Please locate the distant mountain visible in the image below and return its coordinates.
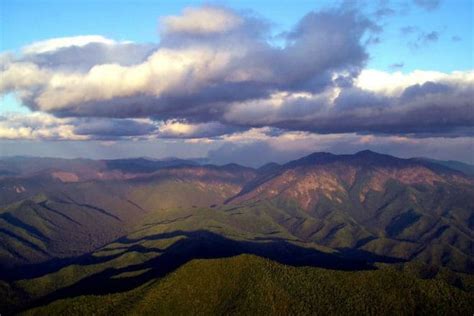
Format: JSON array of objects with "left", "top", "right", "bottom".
[
  {"left": 104, "top": 157, "right": 200, "bottom": 173},
  {"left": 1, "top": 151, "right": 473, "bottom": 314},
  {"left": 0, "top": 156, "right": 203, "bottom": 183},
  {"left": 413, "top": 157, "right": 474, "bottom": 176}
]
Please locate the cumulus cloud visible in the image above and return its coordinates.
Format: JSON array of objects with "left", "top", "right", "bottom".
[
  {"left": 0, "top": 113, "right": 159, "bottom": 140},
  {"left": 1, "top": 5, "right": 373, "bottom": 118},
  {"left": 0, "top": 113, "right": 245, "bottom": 141},
  {"left": 221, "top": 70, "right": 474, "bottom": 136},
  {"left": 0, "top": 4, "right": 472, "bottom": 144},
  {"left": 157, "top": 121, "right": 243, "bottom": 139},
  {"left": 24, "top": 42, "right": 155, "bottom": 72},
  {"left": 22, "top": 35, "right": 118, "bottom": 55},
  {"left": 0, "top": 112, "right": 86, "bottom": 140},
  {"left": 160, "top": 6, "right": 244, "bottom": 36}
]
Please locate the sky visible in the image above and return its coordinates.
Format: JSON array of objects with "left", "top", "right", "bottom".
[{"left": 0, "top": 0, "right": 473, "bottom": 166}]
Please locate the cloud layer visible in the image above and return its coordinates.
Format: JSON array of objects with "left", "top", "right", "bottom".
[{"left": 1, "top": 4, "right": 473, "bottom": 147}]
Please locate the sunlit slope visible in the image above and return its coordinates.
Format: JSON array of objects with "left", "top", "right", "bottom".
[
  {"left": 22, "top": 255, "right": 474, "bottom": 316},
  {"left": 229, "top": 151, "right": 474, "bottom": 272},
  {"left": 0, "top": 165, "right": 256, "bottom": 269}
]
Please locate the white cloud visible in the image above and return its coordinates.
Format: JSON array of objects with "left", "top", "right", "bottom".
[
  {"left": 0, "top": 112, "right": 87, "bottom": 140},
  {"left": 355, "top": 69, "right": 474, "bottom": 96},
  {"left": 1, "top": 5, "right": 373, "bottom": 118},
  {"left": 0, "top": 62, "right": 50, "bottom": 94},
  {"left": 158, "top": 120, "right": 239, "bottom": 138},
  {"left": 161, "top": 6, "right": 243, "bottom": 35},
  {"left": 22, "top": 35, "right": 117, "bottom": 55},
  {"left": 7, "top": 46, "right": 235, "bottom": 111},
  {"left": 0, "top": 5, "right": 472, "bottom": 141}
]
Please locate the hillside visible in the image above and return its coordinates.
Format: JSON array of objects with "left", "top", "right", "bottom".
[
  {"left": 0, "top": 164, "right": 256, "bottom": 270},
  {"left": 229, "top": 150, "right": 474, "bottom": 272},
  {"left": 1, "top": 151, "right": 473, "bottom": 273},
  {"left": 0, "top": 151, "right": 473, "bottom": 314},
  {"left": 20, "top": 255, "right": 474, "bottom": 315}
]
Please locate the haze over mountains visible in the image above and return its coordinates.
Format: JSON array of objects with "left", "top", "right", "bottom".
[{"left": 1, "top": 150, "right": 473, "bottom": 314}]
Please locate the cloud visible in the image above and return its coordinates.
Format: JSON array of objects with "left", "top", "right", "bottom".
[
  {"left": 354, "top": 69, "right": 469, "bottom": 95},
  {"left": 23, "top": 42, "right": 156, "bottom": 72},
  {"left": 419, "top": 31, "right": 439, "bottom": 43},
  {"left": 373, "top": 0, "right": 396, "bottom": 18},
  {"left": 413, "top": 0, "right": 441, "bottom": 11},
  {"left": 22, "top": 35, "right": 118, "bottom": 55},
  {"left": 399, "top": 26, "right": 440, "bottom": 49},
  {"left": 406, "top": 30, "right": 440, "bottom": 49},
  {"left": 160, "top": 6, "right": 244, "bottom": 36},
  {"left": 1, "top": 5, "right": 374, "bottom": 120},
  {"left": 223, "top": 70, "right": 474, "bottom": 136},
  {"left": 0, "top": 113, "right": 244, "bottom": 141},
  {"left": 0, "top": 112, "right": 86, "bottom": 140},
  {"left": 374, "top": 7, "right": 395, "bottom": 18},
  {"left": 157, "top": 121, "right": 243, "bottom": 138},
  {"left": 0, "top": 4, "right": 472, "bottom": 144},
  {"left": 73, "top": 118, "right": 157, "bottom": 137}
]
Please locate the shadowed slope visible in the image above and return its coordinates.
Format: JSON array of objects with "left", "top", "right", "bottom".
[{"left": 23, "top": 254, "right": 474, "bottom": 316}]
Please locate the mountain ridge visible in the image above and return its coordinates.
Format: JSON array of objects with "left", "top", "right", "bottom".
[
  {"left": 1, "top": 150, "right": 473, "bottom": 272},
  {"left": 1, "top": 150, "right": 473, "bottom": 314}
]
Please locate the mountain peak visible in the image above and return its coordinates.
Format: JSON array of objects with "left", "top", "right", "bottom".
[
  {"left": 354, "top": 150, "right": 386, "bottom": 157},
  {"left": 285, "top": 152, "right": 336, "bottom": 168},
  {"left": 350, "top": 150, "right": 406, "bottom": 165}
]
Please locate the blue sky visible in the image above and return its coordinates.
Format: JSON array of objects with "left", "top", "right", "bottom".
[{"left": 0, "top": 0, "right": 473, "bottom": 164}]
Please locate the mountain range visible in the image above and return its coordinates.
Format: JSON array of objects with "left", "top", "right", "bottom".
[{"left": 1, "top": 150, "right": 473, "bottom": 314}]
